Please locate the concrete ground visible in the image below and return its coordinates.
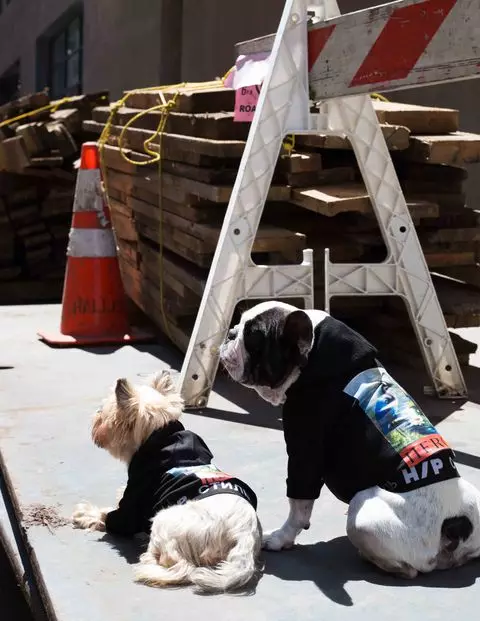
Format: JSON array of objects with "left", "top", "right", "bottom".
[{"left": 1, "top": 304, "right": 480, "bottom": 621}]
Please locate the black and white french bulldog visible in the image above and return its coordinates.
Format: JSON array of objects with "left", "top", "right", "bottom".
[{"left": 220, "top": 301, "right": 480, "bottom": 577}]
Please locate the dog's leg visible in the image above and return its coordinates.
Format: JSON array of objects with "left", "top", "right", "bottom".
[
  {"left": 347, "top": 489, "right": 420, "bottom": 577},
  {"left": 262, "top": 499, "right": 315, "bottom": 551},
  {"left": 347, "top": 485, "right": 450, "bottom": 578},
  {"left": 72, "top": 502, "right": 112, "bottom": 532}
]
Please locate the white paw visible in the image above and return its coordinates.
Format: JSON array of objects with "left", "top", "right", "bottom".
[
  {"left": 72, "top": 502, "right": 108, "bottom": 532},
  {"left": 262, "top": 528, "right": 296, "bottom": 551}
]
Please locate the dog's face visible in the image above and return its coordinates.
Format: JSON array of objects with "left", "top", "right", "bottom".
[
  {"left": 220, "top": 302, "right": 314, "bottom": 406},
  {"left": 91, "top": 371, "right": 184, "bottom": 463}
]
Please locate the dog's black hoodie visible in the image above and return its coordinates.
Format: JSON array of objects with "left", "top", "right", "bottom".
[
  {"left": 105, "top": 421, "right": 257, "bottom": 537},
  {"left": 283, "top": 316, "right": 459, "bottom": 503}
]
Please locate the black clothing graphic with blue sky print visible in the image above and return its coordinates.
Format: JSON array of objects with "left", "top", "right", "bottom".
[{"left": 282, "top": 316, "right": 459, "bottom": 503}]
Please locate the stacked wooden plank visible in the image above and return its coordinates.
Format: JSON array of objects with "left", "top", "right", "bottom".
[
  {"left": 85, "top": 87, "right": 480, "bottom": 366},
  {"left": 0, "top": 90, "right": 109, "bottom": 303}
]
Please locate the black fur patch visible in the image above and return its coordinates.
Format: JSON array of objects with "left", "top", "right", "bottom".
[
  {"left": 441, "top": 516, "right": 474, "bottom": 551},
  {"left": 240, "top": 307, "right": 311, "bottom": 388}
]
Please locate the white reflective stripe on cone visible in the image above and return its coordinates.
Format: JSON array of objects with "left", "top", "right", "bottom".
[
  {"left": 67, "top": 228, "right": 117, "bottom": 258},
  {"left": 73, "top": 169, "right": 109, "bottom": 228}
]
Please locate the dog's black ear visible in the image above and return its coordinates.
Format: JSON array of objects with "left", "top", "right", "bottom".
[
  {"left": 115, "top": 378, "right": 135, "bottom": 404},
  {"left": 283, "top": 310, "right": 313, "bottom": 356}
]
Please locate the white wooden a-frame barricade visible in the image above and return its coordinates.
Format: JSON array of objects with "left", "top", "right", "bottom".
[{"left": 179, "top": 0, "right": 480, "bottom": 408}]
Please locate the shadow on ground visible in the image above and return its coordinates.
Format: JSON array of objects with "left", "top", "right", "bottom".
[
  {"left": 99, "top": 532, "right": 148, "bottom": 565},
  {"left": 263, "top": 536, "right": 480, "bottom": 606},
  {"left": 93, "top": 530, "right": 480, "bottom": 606}
]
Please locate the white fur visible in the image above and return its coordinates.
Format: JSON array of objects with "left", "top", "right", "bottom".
[
  {"left": 72, "top": 502, "right": 110, "bottom": 532},
  {"left": 72, "top": 371, "right": 262, "bottom": 593},
  {"left": 135, "top": 494, "right": 261, "bottom": 591},
  {"left": 347, "top": 478, "right": 480, "bottom": 577}
]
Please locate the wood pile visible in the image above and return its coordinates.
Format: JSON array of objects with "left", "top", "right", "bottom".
[
  {"left": 85, "top": 87, "right": 480, "bottom": 367},
  {"left": 0, "top": 90, "right": 109, "bottom": 303}
]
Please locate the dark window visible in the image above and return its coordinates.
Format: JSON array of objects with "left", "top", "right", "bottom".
[
  {"left": 0, "top": 61, "right": 20, "bottom": 105},
  {"left": 48, "top": 15, "right": 83, "bottom": 98}
]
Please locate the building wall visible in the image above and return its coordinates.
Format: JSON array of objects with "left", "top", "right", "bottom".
[
  {"left": 0, "top": 0, "right": 173, "bottom": 99},
  {"left": 0, "top": 0, "right": 294, "bottom": 100},
  {"left": 0, "top": 0, "right": 79, "bottom": 93},
  {"left": 82, "top": 0, "right": 169, "bottom": 97},
  {"left": 180, "top": 0, "right": 286, "bottom": 81}
]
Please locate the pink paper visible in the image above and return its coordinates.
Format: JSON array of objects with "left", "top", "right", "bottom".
[{"left": 234, "top": 85, "right": 261, "bottom": 122}]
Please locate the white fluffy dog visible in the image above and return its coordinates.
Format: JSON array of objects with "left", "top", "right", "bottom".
[{"left": 72, "top": 371, "right": 262, "bottom": 593}]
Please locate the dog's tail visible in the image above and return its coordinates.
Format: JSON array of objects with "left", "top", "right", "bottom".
[
  {"left": 190, "top": 527, "right": 260, "bottom": 593},
  {"left": 134, "top": 495, "right": 261, "bottom": 593},
  {"left": 441, "top": 515, "right": 474, "bottom": 552},
  {"left": 133, "top": 555, "right": 192, "bottom": 587}
]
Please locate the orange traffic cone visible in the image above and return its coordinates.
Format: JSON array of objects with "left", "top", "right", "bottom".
[{"left": 38, "top": 142, "right": 153, "bottom": 346}]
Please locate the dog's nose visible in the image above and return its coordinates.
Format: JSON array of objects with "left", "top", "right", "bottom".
[{"left": 227, "top": 328, "right": 237, "bottom": 341}]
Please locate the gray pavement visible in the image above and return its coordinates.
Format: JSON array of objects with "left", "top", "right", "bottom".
[{"left": 1, "top": 304, "right": 480, "bottom": 621}]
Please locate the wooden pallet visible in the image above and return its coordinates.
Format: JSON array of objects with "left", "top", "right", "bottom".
[
  {"left": 0, "top": 91, "right": 110, "bottom": 300},
  {"left": 86, "top": 87, "right": 480, "bottom": 363}
]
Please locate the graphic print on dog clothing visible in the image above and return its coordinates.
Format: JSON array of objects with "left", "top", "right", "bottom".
[
  {"left": 165, "top": 464, "right": 257, "bottom": 508},
  {"left": 344, "top": 367, "right": 459, "bottom": 492},
  {"left": 104, "top": 424, "right": 258, "bottom": 538}
]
